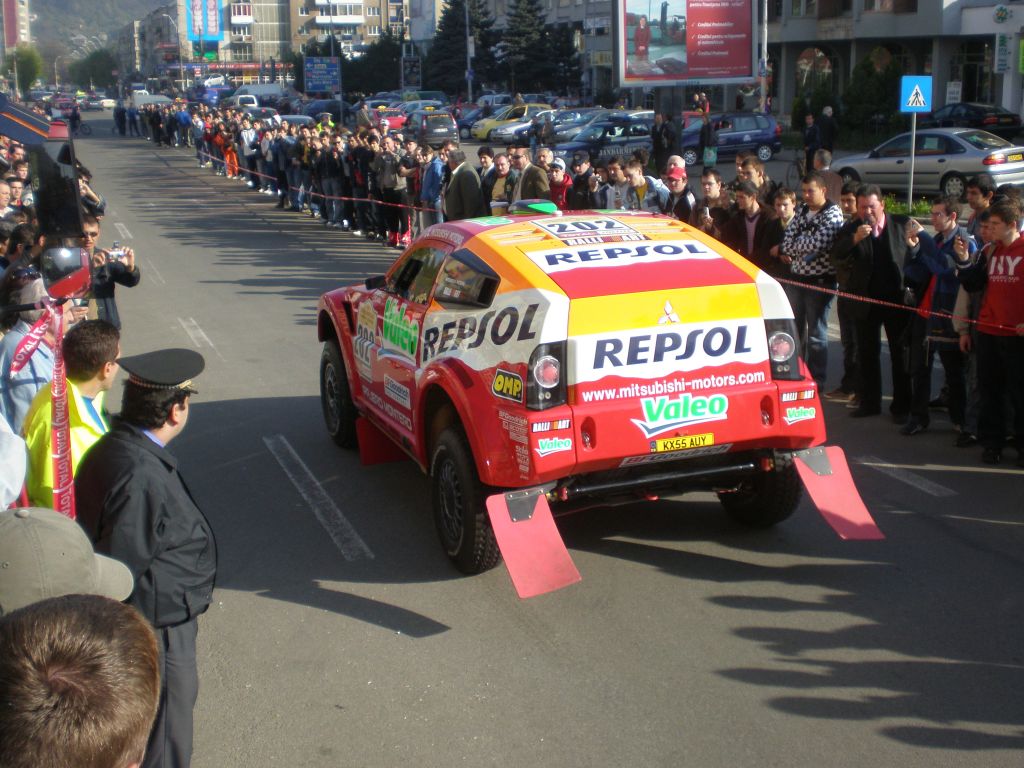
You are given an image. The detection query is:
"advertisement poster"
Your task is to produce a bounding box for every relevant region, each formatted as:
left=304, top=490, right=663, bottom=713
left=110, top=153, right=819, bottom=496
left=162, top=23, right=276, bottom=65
left=616, top=0, right=754, bottom=86
left=187, top=0, right=225, bottom=42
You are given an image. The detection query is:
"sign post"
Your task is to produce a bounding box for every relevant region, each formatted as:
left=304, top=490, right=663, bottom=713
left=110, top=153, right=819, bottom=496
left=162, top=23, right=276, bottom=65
left=900, top=75, right=932, bottom=210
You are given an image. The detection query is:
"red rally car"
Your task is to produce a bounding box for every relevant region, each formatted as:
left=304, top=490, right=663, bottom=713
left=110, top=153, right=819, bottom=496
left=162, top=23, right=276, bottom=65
left=317, top=210, right=881, bottom=597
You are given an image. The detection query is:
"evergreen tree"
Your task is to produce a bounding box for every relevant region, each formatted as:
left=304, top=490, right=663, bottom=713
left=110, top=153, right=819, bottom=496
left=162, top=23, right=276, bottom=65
left=497, top=0, right=546, bottom=92
left=545, top=25, right=580, bottom=95
left=424, top=0, right=498, bottom=97
left=347, top=29, right=402, bottom=93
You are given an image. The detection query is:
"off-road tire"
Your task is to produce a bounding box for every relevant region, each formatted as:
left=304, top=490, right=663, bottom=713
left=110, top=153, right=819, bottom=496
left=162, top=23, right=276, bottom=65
left=320, top=341, right=358, bottom=449
left=430, top=426, right=501, bottom=574
left=718, top=452, right=802, bottom=528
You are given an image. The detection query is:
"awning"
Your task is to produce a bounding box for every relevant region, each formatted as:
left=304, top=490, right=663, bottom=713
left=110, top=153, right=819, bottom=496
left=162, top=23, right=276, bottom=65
left=0, top=94, right=52, bottom=145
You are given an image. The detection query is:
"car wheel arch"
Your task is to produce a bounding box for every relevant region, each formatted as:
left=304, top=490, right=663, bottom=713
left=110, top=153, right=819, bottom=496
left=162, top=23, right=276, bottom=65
left=417, top=372, right=491, bottom=482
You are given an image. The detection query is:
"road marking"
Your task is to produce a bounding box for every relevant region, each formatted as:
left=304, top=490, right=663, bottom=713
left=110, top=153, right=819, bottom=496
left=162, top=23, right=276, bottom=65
left=177, top=317, right=226, bottom=361
left=263, top=435, right=374, bottom=561
left=145, top=258, right=165, bottom=284
left=114, top=222, right=133, bottom=240
left=856, top=455, right=957, bottom=497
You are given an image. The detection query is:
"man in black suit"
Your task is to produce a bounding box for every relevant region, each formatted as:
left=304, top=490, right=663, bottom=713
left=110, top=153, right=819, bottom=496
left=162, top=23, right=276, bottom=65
left=509, top=145, right=550, bottom=202
left=76, top=349, right=216, bottom=768
left=442, top=149, right=487, bottom=221
left=721, top=180, right=775, bottom=272
left=830, top=184, right=914, bottom=420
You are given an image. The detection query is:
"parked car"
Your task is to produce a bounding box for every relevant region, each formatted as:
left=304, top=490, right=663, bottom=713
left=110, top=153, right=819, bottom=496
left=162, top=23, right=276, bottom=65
left=552, top=117, right=654, bottom=163
left=679, top=112, right=782, bottom=166
left=375, top=103, right=409, bottom=130
left=471, top=103, right=551, bottom=141
left=281, top=113, right=315, bottom=128
left=405, top=108, right=459, bottom=149
left=243, top=106, right=280, bottom=124
left=552, top=109, right=626, bottom=142
left=835, top=127, right=1024, bottom=198
left=919, top=102, right=1022, bottom=140
left=457, top=106, right=484, bottom=139
left=491, top=109, right=557, bottom=144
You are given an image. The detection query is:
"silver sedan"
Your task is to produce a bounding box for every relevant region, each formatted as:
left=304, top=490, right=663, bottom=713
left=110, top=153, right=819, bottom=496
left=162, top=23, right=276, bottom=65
left=835, top=127, right=1024, bottom=198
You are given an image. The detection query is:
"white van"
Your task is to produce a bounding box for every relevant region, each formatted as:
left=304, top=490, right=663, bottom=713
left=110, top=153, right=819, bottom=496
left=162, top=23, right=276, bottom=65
left=234, top=84, right=287, bottom=105
left=477, top=93, right=512, bottom=110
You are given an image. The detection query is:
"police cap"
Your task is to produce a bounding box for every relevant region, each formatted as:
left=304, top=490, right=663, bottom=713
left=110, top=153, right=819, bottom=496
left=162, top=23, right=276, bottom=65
left=119, top=348, right=205, bottom=393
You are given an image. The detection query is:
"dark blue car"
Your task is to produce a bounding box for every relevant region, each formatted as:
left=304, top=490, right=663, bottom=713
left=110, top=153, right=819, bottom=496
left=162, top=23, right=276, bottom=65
left=680, top=112, right=782, bottom=166
left=552, top=118, right=654, bottom=164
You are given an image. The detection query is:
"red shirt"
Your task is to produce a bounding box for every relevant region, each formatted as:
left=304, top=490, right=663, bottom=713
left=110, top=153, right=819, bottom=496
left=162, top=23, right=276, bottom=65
left=980, top=236, right=1024, bottom=335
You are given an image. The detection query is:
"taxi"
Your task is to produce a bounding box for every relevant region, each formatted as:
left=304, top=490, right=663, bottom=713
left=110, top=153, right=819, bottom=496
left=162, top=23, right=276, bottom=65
left=471, top=103, right=551, bottom=142
left=317, top=209, right=880, bottom=596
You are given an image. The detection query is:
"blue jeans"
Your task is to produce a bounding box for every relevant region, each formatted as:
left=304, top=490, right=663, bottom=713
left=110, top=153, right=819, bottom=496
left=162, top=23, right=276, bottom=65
left=785, top=279, right=835, bottom=387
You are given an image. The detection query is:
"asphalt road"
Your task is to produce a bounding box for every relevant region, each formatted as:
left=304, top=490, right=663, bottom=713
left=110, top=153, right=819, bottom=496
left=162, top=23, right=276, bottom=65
left=73, top=114, right=1023, bottom=768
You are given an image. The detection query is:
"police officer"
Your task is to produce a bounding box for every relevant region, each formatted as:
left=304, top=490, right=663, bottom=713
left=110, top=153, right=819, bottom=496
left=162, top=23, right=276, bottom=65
left=76, top=348, right=216, bottom=768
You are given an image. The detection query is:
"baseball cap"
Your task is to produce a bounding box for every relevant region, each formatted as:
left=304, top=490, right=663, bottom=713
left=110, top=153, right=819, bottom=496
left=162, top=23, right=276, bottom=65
left=550, top=157, right=566, bottom=171
left=572, top=152, right=589, bottom=165
left=0, top=507, right=134, bottom=616
left=667, top=165, right=687, bottom=181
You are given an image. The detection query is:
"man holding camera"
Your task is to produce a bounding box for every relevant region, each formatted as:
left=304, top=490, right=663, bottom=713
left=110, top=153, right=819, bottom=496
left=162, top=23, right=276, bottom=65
left=83, top=214, right=141, bottom=331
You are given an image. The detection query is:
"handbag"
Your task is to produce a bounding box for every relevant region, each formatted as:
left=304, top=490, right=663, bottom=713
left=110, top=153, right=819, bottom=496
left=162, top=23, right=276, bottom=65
left=702, top=146, right=718, bottom=166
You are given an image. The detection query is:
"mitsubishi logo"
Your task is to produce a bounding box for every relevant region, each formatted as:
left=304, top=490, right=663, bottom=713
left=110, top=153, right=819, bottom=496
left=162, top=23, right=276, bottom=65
left=658, top=300, right=680, bottom=325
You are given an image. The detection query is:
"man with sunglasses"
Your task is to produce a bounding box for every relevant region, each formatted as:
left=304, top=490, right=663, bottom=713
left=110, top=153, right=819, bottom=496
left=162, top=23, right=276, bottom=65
left=84, top=215, right=141, bottom=331
left=509, top=145, right=550, bottom=203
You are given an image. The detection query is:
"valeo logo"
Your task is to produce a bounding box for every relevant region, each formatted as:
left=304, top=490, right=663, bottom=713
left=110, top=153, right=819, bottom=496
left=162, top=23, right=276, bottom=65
left=535, top=437, right=573, bottom=457
left=631, top=393, right=729, bottom=437
left=382, top=297, right=419, bottom=357
left=784, top=406, right=816, bottom=425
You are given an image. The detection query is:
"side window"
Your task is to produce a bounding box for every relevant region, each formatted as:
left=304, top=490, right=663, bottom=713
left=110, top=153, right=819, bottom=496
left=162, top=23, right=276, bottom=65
left=916, top=135, right=945, bottom=155
left=434, top=255, right=499, bottom=307
left=879, top=136, right=911, bottom=157
left=389, top=246, right=447, bottom=304
left=734, top=116, right=757, bottom=132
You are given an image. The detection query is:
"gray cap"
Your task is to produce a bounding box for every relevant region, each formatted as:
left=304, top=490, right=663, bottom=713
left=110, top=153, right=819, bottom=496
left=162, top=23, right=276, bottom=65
left=0, top=507, right=134, bottom=616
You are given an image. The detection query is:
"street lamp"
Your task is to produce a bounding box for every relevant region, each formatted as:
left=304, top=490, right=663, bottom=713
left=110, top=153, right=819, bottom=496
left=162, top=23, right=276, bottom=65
left=161, top=13, right=186, bottom=92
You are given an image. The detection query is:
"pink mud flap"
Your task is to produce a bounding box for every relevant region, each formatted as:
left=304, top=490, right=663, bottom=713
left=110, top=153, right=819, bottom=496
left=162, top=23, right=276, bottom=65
left=794, top=446, right=885, bottom=540
left=486, top=489, right=581, bottom=599
left=355, top=417, right=409, bottom=466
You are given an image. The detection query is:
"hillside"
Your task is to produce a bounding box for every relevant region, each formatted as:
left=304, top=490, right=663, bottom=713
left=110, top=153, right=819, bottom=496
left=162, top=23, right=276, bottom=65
left=32, top=0, right=166, bottom=48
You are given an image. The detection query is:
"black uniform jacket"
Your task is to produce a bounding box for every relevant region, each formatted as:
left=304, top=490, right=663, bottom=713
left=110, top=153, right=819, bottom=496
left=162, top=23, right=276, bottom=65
left=76, top=422, right=218, bottom=628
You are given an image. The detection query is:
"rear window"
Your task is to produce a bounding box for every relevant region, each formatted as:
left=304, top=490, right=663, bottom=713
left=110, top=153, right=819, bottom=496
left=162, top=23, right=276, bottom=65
left=425, top=114, right=454, bottom=129
left=960, top=130, right=1012, bottom=150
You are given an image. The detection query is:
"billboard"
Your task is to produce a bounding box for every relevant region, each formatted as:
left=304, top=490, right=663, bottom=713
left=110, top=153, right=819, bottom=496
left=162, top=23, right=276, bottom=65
left=614, top=0, right=755, bottom=87
left=186, top=0, right=224, bottom=42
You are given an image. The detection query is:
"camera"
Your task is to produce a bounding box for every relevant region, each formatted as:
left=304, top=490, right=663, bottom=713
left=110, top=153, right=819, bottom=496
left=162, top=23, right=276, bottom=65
left=106, top=240, right=126, bottom=263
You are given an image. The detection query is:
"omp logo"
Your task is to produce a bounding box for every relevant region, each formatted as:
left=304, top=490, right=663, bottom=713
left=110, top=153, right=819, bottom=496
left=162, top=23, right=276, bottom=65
left=382, top=298, right=419, bottom=357
left=491, top=368, right=524, bottom=403
left=535, top=437, right=572, bottom=457
left=631, top=394, right=729, bottom=438
left=783, top=406, right=816, bottom=425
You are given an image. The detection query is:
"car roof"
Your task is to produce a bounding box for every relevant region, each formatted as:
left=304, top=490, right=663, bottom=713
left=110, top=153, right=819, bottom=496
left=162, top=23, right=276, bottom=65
left=419, top=212, right=760, bottom=300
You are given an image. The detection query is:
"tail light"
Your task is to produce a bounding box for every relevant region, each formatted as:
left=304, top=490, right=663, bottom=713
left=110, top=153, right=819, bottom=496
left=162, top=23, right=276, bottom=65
left=774, top=123, right=782, bottom=136
left=526, top=341, right=567, bottom=410
left=764, top=319, right=802, bottom=380
left=983, top=153, right=1007, bottom=165
left=983, top=116, right=998, bottom=125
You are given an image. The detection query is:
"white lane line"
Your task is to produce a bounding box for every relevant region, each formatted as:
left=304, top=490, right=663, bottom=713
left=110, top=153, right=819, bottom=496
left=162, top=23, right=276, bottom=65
left=145, top=258, right=165, bottom=284
left=114, top=222, right=133, bottom=240
left=857, top=455, right=957, bottom=497
left=176, top=317, right=226, bottom=361
left=263, top=435, right=374, bottom=562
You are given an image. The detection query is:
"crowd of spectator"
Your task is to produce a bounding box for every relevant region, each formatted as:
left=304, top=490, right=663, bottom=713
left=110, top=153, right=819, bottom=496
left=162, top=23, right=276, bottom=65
left=130, top=100, right=1021, bottom=466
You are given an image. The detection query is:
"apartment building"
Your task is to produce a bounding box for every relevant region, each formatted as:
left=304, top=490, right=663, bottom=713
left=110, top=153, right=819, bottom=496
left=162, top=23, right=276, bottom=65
left=288, top=0, right=410, bottom=59
left=1, top=0, right=31, bottom=56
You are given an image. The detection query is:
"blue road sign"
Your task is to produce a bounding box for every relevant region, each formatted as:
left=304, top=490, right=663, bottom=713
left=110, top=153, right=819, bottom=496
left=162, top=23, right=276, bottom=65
left=304, top=57, right=340, bottom=94
left=900, top=76, right=932, bottom=113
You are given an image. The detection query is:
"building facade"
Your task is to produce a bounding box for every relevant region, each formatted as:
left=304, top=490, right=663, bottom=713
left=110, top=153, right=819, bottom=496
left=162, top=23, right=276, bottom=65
left=288, top=0, right=409, bottom=59
left=1, top=0, right=31, bottom=56
left=766, top=0, right=1024, bottom=118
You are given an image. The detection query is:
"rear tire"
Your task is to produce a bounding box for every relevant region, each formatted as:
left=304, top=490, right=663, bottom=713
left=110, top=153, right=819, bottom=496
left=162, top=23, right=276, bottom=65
left=320, top=341, right=358, bottom=449
left=460, top=127, right=470, bottom=139
left=839, top=168, right=861, bottom=186
left=756, top=143, right=773, bottom=161
left=430, top=426, right=501, bottom=574
left=941, top=172, right=967, bottom=200
left=718, top=453, right=802, bottom=528
left=682, top=148, right=699, bottom=166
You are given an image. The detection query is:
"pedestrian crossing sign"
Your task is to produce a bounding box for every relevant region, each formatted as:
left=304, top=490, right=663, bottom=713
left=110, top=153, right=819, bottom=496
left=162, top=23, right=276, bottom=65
left=900, top=76, right=932, bottom=113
